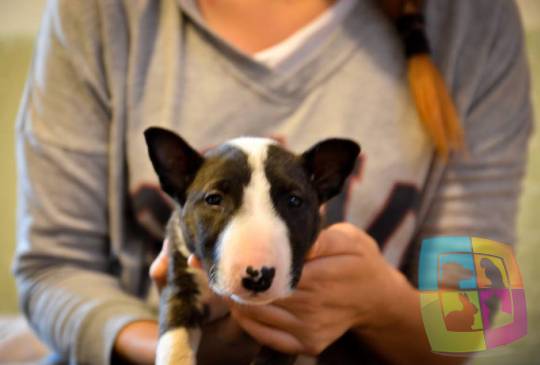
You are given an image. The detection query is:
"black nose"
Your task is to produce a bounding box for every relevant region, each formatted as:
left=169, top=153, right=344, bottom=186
left=242, top=266, right=275, bottom=293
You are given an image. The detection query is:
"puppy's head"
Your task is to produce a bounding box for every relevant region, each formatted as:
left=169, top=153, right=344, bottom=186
left=145, top=128, right=360, bottom=305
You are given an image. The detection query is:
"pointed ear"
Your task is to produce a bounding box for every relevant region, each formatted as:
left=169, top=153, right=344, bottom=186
left=144, top=127, right=203, bottom=204
left=301, top=138, right=360, bottom=204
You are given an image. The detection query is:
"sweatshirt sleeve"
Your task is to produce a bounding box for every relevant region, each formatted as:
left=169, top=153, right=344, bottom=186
left=13, top=1, right=156, bottom=364
left=418, top=0, right=533, bottom=245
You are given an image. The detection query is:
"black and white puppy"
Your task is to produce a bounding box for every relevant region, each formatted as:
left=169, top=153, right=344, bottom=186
left=144, top=127, right=360, bottom=365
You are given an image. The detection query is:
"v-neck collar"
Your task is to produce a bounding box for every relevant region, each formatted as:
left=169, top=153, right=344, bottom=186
left=177, top=0, right=389, bottom=102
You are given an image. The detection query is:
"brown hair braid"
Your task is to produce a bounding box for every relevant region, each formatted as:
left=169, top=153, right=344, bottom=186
left=382, top=0, right=464, bottom=159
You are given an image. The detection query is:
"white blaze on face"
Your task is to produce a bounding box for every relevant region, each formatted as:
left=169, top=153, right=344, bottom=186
left=214, top=138, right=292, bottom=305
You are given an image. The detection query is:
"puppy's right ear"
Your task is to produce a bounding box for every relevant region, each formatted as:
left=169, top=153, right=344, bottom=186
left=144, top=127, right=203, bottom=204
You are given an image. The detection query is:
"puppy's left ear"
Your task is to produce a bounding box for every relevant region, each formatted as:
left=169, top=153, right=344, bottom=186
left=144, top=127, right=204, bottom=204
left=301, top=138, right=360, bottom=204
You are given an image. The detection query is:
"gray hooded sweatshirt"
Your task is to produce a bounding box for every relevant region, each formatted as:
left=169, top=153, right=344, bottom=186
left=14, top=0, right=532, bottom=364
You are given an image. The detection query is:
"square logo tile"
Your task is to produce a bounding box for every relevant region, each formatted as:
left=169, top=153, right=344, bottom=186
left=419, top=237, right=527, bottom=353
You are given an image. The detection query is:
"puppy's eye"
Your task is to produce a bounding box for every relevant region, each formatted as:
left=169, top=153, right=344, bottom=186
left=287, top=194, right=303, bottom=208
left=205, top=193, right=223, bottom=206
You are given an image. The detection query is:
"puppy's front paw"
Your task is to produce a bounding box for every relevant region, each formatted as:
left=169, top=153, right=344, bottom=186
left=156, top=328, right=201, bottom=365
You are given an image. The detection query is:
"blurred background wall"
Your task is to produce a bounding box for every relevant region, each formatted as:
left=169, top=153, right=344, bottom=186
left=0, top=0, right=46, bottom=314
left=0, top=0, right=538, bottom=363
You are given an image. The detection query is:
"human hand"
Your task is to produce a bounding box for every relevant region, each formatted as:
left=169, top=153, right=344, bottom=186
left=149, top=238, right=230, bottom=321
left=149, top=239, right=260, bottom=364
left=149, top=238, right=170, bottom=291
left=228, top=222, right=412, bottom=356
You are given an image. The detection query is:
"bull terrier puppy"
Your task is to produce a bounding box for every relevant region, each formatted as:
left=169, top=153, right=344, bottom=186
left=144, top=127, right=360, bottom=365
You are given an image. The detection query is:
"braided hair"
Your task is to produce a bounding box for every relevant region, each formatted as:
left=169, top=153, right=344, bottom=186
left=382, top=0, right=464, bottom=159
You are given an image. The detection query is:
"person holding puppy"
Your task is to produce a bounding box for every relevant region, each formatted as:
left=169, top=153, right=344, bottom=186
left=14, top=0, right=532, bottom=364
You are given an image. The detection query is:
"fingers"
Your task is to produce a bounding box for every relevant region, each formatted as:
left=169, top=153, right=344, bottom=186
left=204, top=293, right=230, bottom=322
left=297, top=255, right=363, bottom=288
left=149, top=240, right=229, bottom=322
left=306, top=223, right=379, bottom=261
left=229, top=301, right=303, bottom=333
left=188, top=254, right=203, bottom=269
left=230, top=306, right=304, bottom=354
left=149, top=238, right=170, bottom=291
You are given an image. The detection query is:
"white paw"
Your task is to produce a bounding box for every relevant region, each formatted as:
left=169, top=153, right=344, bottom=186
left=156, top=328, right=201, bottom=365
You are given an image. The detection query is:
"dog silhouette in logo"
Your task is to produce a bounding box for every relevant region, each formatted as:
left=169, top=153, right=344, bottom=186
left=444, top=293, right=479, bottom=332
left=480, top=257, right=505, bottom=288
left=440, top=261, right=473, bottom=290
left=480, top=257, right=507, bottom=328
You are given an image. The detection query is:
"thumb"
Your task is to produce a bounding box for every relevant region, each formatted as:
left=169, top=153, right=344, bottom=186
left=188, top=254, right=203, bottom=269
left=149, top=238, right=169, bottom=291
left=306, top=223, right=373, bottom=260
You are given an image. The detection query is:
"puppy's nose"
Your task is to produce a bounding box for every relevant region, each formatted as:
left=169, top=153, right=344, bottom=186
left=241, top=266, right=275, bottom=293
